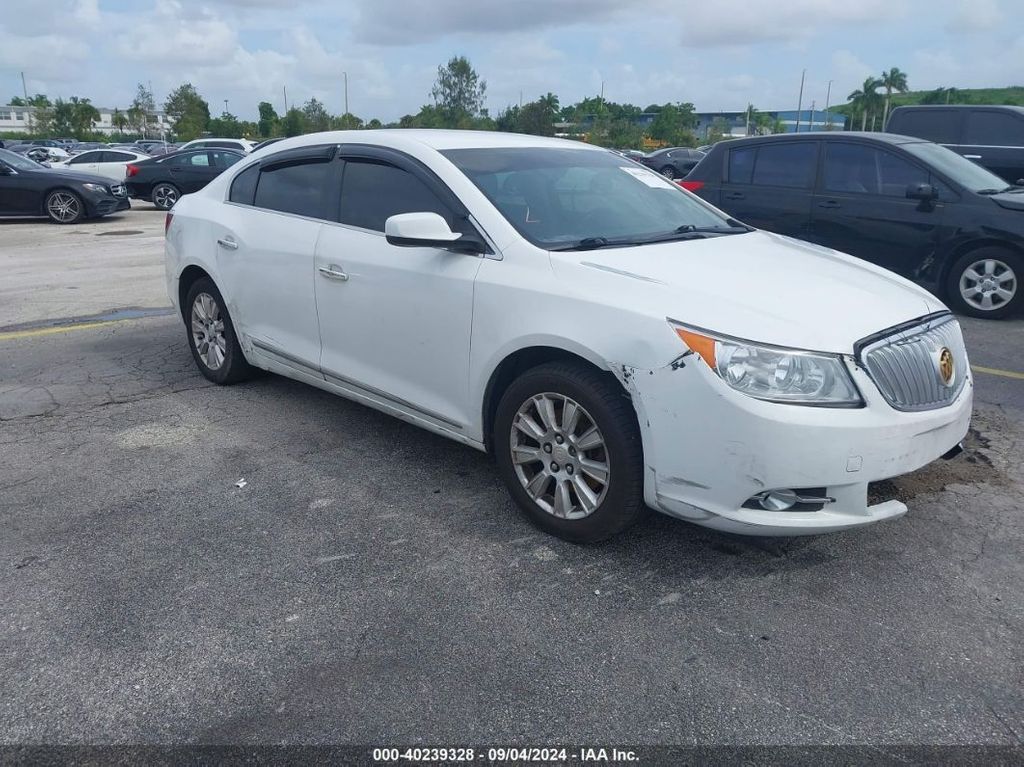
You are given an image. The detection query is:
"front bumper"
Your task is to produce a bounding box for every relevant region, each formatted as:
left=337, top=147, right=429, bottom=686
left=629, top=354, right=972, bottom=536
left=84, top=190, right=130, bottom=217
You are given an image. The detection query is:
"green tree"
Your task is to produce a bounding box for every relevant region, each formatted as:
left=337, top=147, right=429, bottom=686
left=647, top=102, right=698, bottom=146
left=280, top=108, right=306, bottom=137
left=922, top=86, right=962, bottom=105
left=207, top=112, right=243, bottom=138
left=367, top=118, right=383, bottom=129
left=301, top=98, right=330, bottom=132
left=51, top=99, right=75, bottom=136
left=68, top=96, right=100, bottom=139
left=880, top=67, right=909, bottom=128
left=127, top=83, right=156, bottom=137
left=257, top=101, right=278, bottom=137
left=331, top=112, right=364, bottom=130
left=111, top=108, right=129, bottom=134
left=430, top=55, right=486, bottom=127
left=847, top=77, right=882, bottom=131
left=164, top=83, right=210, bottom=140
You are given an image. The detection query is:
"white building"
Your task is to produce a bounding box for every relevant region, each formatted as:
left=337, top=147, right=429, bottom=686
left=0, top=104, right=173, bottom=137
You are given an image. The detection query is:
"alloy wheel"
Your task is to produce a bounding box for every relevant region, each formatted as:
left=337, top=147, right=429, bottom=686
left=47, top=192, right=80, bottom=223
left=154, top=185, right=178, bottom=210
left=509, top=392, right=610, bottom=520
left=959, top=258, right=1017, bottom=312
left=191, top=293, right=227, bottom=370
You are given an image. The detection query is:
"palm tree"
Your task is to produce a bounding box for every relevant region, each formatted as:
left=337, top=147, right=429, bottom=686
left=848, top=76, right=882, bottom=131
left=880, top=67, right=909, bottom=128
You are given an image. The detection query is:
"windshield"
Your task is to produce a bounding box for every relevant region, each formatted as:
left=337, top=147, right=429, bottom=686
left=0, top=148, right=44, bottom=171
left=903, top=141, right=1010, bottom=193
left=442, top=147, right=738, bottom=249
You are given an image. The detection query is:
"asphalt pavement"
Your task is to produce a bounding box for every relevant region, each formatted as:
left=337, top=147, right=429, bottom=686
left=0, top=211, right=1022, bottom=748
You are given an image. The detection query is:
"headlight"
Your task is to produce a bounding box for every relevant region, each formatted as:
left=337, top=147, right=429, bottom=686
left=671, top=323, right=863, bottom=407
left=81, top=183, right=108, bottom=194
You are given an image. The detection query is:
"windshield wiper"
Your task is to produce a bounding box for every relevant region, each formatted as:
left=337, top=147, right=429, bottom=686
left=549, top=221, right=753, bottom=252
left=977, top=187, right=1012, bottom=195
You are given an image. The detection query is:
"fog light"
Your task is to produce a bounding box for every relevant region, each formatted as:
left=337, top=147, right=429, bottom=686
left=758, top=489, right=799, bottom=511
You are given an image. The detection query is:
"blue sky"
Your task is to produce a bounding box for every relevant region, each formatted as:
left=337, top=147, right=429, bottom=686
left=1, top=0, right=1020, bottom=121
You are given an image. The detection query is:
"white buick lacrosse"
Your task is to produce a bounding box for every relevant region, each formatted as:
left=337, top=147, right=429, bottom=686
left=165, top=130, right=972, bottom=542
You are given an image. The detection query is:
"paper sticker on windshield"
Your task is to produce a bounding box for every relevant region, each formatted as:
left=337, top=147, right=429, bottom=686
left=619, top=165, right=678, bottom=189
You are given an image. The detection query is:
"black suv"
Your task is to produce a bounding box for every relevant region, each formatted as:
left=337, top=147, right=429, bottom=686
left=683, top=132, right=1024, bottom=318
left=886, top=105, right=1024, bottom=185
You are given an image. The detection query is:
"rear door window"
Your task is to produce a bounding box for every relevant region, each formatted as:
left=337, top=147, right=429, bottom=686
left=963, top=111, right=1024, bottom=146
left=254, top=159, right=334, bottom=219
left=229, top=164, right=259, bottom=205
left=889, top=110, right=961, bottom=144
left=750, top=142, right=817, bottom=188
left=727, top=146, right=755, bottom=183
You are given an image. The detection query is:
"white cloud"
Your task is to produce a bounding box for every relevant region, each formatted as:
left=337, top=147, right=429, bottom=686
left=946, top=0, right=1003, bottom=33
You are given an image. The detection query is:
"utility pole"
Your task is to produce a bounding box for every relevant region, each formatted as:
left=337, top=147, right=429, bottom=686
left=795, top=69, right=806, bottom=133
left=21, top=70, right=32, bottom=134
left=283, top=86, right=288, bottom=113
left=342, top=72, right=349, bottom=115
left=600, top=81, right=605, bottom=100
left=824, top=79, right=832, bottom=130
left=224, top=99, right=229, bottom=115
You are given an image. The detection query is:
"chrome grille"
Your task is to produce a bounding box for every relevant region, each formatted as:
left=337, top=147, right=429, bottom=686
left=860, top=315, right=968, bottom=412
left=110, top=183, right=126, bottom=198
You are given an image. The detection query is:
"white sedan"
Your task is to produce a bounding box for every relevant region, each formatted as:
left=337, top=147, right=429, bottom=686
left=164, top=130, right=972, bottom=542
left=55, top=148, right=150, bottom=182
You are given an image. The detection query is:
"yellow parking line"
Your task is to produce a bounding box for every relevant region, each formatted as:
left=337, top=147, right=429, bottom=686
left=0, top=319, right=131, bottom=341
left=973, top=365, right=1024, bottom=381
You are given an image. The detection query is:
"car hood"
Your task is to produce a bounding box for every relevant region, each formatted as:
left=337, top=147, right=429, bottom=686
left=550, top=230, right=945, bottom=354
left=991, top=190, right=1024, bottom=212
left=40, top=168, right=117, bottom=186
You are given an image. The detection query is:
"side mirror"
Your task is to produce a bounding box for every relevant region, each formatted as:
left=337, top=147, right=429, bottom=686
left=0, top=164, right=12, bottom=176
left=384, top=212, right=483, bottom=253
left=906, top=182, right=938, bottom=201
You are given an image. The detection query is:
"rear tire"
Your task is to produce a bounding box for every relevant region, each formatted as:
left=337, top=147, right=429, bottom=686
left=184, top=278, right=254, bottom=385
left=493, top=361, right=646, bottom=543
left=152, top=183, right=180, bottom=210
left=659, top=165, right=676, bottom=180
left=945, top=247, right=1021, bottom=319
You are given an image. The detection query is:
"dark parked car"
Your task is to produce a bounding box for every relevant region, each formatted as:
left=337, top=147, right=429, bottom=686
left=0, top=148, right=130, bottom=223
left=887, top=105, right=1024, bottom=185
left=126, top=148, right=244, bottom=210
left=683, top=132, right=1024, bottom=318
left=640, top=147, right=705, bottom=179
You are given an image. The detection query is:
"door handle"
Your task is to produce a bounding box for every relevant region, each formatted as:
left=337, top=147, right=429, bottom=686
left=817, top=200, right=841, bottom=209
left=963, top=154, right=982, bottom=160
left=724, top=192, right=745, bottom=200
left=318, top=265, right=349, bottom=281
left=216, top=237, right=238, bottom=250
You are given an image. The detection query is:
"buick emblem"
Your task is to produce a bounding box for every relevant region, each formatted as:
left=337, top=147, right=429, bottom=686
left=937, top=347, right=955, bottom=387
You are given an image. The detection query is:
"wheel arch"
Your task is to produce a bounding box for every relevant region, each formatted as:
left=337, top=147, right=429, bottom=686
left=938, top=237, right=1024, bottom=293
left=177, top=264, right=214, bottom=320
left=480, top=343, right=629, bottom=453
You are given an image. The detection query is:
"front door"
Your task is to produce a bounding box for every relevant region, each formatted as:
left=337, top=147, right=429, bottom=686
left=809, top=141, right=946, bottom=278
left=314, top=153, right=482, bottom=432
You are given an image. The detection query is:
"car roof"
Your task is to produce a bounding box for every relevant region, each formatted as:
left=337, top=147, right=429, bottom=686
left=707, top=131, right=928, bottom=148
left=253, top=129, right=604, bottom=154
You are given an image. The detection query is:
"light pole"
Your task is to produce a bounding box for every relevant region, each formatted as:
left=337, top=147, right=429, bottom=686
left=224, top=99, right=229, bottom=115
left=824, top=80, right=832, bottom=130
left=795, top=69, right=806, bottom=133
left=342, top=72, right=349, bottom=116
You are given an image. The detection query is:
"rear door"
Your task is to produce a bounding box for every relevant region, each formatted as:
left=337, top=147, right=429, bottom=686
left=66, top=150, right=103, bottom=175
left=215, top=146, right=338, bottom=371
left=166, top=152, right=213, bottom=192
left=809, top=141, right=947, bottom=277
left=717, top=140, right=818, bottom=238
left=959, top=109, right=1024, bottom=184
left=96, top=151, right=137, bottom=180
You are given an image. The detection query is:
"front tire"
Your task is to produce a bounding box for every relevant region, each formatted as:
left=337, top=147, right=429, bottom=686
left=184, top=278, right=254, bottom=385
left=152, top=183, right=180, bottom=210
left=946, top=247, right=1021, bottom=319
left=45, top=190, right=84, bottom=224
left=493, top=361, right=646, bottom=543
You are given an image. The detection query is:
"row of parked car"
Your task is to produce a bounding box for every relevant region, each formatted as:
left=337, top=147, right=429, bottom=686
left=0, top=136, right=276, bottom=223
